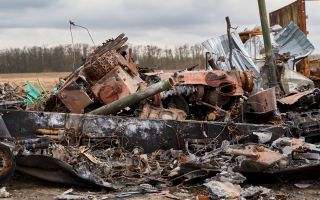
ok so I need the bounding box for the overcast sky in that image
[0,0,319,52]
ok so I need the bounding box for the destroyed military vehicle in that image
[1,16,320,199]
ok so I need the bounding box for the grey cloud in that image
[0,0,56,11]
[0,0,318,53]
[0,0,293,30]
[0,0,299,30]
[0,0,218,29]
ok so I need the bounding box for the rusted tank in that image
[0,109,287,187]
[89,79,174,115]
[56,34,142,113]
[148,70,254,121]
[157,70,253,96]
[48,34,255,122]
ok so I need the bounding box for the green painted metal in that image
[258,0,277,87]
[24,81,41,105]
[23,80,49,106]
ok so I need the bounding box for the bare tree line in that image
[0,44,205,73]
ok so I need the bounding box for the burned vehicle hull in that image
[0,13,319,198]
[0,109,287,187]
[0,110,287,152]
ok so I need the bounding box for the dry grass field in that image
[0,70,175,90]
[0,72,70,90]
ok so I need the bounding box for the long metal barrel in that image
[89,78,175,115]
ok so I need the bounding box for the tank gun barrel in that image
[89,78,175,115]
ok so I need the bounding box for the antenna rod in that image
[69,20,95,46]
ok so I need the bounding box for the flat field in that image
[0,72,70,90]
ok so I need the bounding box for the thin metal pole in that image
[225,16,235,69]
[69,22,76,71]
[89,79,174,115]
[69,20,96,46]
[258,0,277,87]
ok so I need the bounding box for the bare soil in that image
[4,173,320,200]
[5,173,172,200]
[6,173,68,200]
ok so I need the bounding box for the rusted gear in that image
[240,70,254,93]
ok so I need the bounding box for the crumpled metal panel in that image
[244,34,278,61]
[202,32,260,76]
[274,21,314,69]
[227,144,285,173]
[281,68,314,94]
[278,88,319,105]
[245,87,277,114]
[58,78,94,113]
[15,155,116,189]
[243,22,314,72]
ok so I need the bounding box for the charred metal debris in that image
[0,82,23,110]
[1,3,320,199]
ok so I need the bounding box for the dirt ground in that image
[5,173,67,200]
[3,172,320,200]
[5,173,173,200]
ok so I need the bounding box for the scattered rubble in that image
[241,186,273,199]
[204,180,241,199]
[0,187,10,198]
[0,82,23,109]
[1,0,320,199]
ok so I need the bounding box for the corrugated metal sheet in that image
[274,22,314,69]
[243,22,314,70]
[202,32,260,76]
[281,67,314,94]
[244,34,278,61]
[269,0,310,77]
[269,0,307,34]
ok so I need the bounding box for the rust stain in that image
[269,0,307,35]
[278,89,315,105]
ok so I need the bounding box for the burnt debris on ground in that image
[1,0,320,199]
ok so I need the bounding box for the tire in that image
[0,142,15,185]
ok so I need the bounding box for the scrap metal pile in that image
[0,82,18,101]
[0,82,23,110]
[1,2,320,198]
[38,33,257,123]
[37,23,319,126]
[6,117,320,199]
